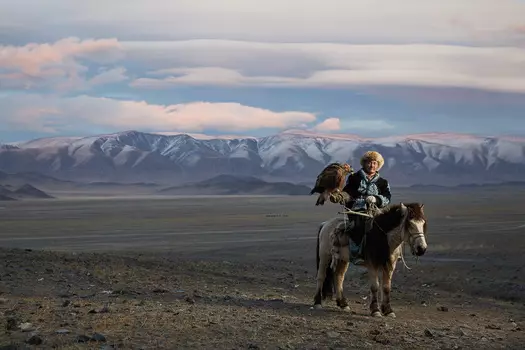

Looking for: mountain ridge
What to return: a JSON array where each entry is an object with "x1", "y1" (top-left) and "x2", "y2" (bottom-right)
[
  {"x1": 1, "y1": 129, "x2": 524, "y2": 186},
  {"x1": 158, "y1": 174, "x2": 311, "y2": 195}
]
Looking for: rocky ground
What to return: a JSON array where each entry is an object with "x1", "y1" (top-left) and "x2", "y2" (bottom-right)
[
  {"x1": 1, "y1": 192, "x2": 524, "y2": 349},
  {"x1": 1, "y1": 246, "x2": 523, "y2": 350}
]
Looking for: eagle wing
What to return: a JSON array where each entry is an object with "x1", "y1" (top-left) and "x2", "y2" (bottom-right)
[{"x1": 311, "y1": 162, "x2": 346, "y2": 194}]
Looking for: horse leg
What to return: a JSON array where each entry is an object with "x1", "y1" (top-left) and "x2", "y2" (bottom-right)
[
  {"x1": 368, "y1": 266, "x2": 382, "y2": 317},
  {"x1": 313, "y1": 252, "x2": 331, "y2": 309},
  {"x1": 334, "y1": 260, "x2": 350, "y2": 311},
  {"x1": 381, "y1": 260, "x2": 397, "y2": 318}
]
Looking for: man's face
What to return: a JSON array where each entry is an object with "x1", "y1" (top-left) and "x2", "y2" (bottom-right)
[{"x1": 364, "y1": 160, "x2": 379, "y2": 174}]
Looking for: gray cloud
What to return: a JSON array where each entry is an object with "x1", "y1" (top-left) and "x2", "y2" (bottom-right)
[
  {"x1": 126, "y1": 40, "x2": 525, "y2": 94},
  {"x1": 1, "y1": 0, "x2": 524, "y2": 45}
]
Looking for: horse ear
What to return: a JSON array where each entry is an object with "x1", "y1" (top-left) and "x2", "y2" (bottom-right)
[{"x1": 400, "y1": 202, "x2": 408, "y2": 214}]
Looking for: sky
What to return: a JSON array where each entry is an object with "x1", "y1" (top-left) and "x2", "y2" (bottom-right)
[{"x1": 0, "y1": 0, "x2": 524, "y2": 142}]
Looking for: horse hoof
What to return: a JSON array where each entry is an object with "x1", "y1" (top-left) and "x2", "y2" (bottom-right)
[
  {"x1": 313, "y1": 304, "x2": 323, "y2": 310},
  {"x1": 371, "y1": 311, "x2": 382, "y2": 318},
  {"x1": 386, "y1": 312, "x2": 396, "y2": 318}
]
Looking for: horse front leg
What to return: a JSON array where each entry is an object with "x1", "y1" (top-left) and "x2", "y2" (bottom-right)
[
  {"x1": 334, "y1": 260, "x2": 350, "y2": 311},
  {"x1": 381, "y1": 260, "x2": 397, "y2": 318},
  {"x1": 368, "y1": 266, "x2": 381, "y2": 317}
]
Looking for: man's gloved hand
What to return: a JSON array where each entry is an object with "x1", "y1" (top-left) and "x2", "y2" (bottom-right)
[
  {"x1": 366, "y1": 196, "x2": 377, "y2": 204},
  {"x1": 330, "y1": 192, "x2": 345, "y2": 204}
]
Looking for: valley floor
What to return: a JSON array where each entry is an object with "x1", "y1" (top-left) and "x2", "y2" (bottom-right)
[{"x1": 0, "y1": 191, "x2": 524, "y2": 349}]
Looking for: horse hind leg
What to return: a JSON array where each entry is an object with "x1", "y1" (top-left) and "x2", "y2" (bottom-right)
[
  {"x1": 334, "y1": 260, "x2": 350, "y2": 311},
  {"x1": 313, "y1": 252, "x2": 332, "y2": 308}
]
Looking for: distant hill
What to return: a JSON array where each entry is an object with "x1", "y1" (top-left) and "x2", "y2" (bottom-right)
[
  {"x1": 0, "y1": 193, "x2": 16, "y2": 201},
  {"x1": 409, "y1": 181, "x2": 525, "y2": 191},
  {"x1": 0, "y1": 183, "x2": 54, "y2": 200},
  {"x1": 158, "y1": 174, "x2": 311, "y2": 195},
  {"x1": 0, "y1": 170, "x2": 73, "y2": 187}
]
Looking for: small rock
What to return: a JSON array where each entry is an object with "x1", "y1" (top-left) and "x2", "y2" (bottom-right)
[
  {"x1": 56, "y1": 329, "x2": 70, "y2": 334},
  {"x1": 373, "y1": 335, "x2": 390, "y2": 345},
  {"x1": 19, "y1": 323, "x2": 34, "y2": 332},
  {"x1": 76, "y1": 335, "x2": 91, "y2": 343},
  {"x1": 457, "y1": 329, "x2": 468, "y2": 337},
  {"x1": 91, "y1": 333, "x2": 106, "y2": 342},
  {"x1": 424, "y1": 329, "x2": 434, "y2": 338},
  {"x1": 437, "y1": 306, "x2": 449, "y2": 312},
  {"x1": 486, "y1": 324, "x2": 501, "y2": 330},
  {"x1": 326, "y1": 331, "x2": 340, "y2": 338},
  {"x1": 6, "y1": 317, "x2": 17, "y2": 331},
  {"x1": 25, "y1": 335, "x2": 43, "y2": 345},
  {"x1": 98, "y1": 305, "x2": 110, "y2": 313}
]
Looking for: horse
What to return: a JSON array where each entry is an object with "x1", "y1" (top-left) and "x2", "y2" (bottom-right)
[{"x1": 313, "y1": 202, "x2": 428, "y2": 318}]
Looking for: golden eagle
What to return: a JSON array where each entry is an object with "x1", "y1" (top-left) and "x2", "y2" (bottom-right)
[{"x1": 310, "y1": 162, "x2": 353, "y2": 206}]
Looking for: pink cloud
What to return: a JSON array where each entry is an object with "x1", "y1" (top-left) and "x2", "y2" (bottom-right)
[
  {"x1": 0, "y1": 37, "x2": 121, "y2": 76},
  {"x1": 2, "y1": 95, "x2": 320, "y2": 133},
  {"x1": 0, "y1": 37, "x2": 124, "y2": 91},
  {"x1": 312, "y1": 118, "x2": 341, "y2": 132}
]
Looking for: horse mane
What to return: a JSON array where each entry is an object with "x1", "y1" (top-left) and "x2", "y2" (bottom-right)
[{"x1": 358, "y1": 202, "x2": 424, "y2": 270}]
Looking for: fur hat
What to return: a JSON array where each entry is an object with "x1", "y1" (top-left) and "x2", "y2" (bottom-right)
[{"x1": 360, "y1": 151, "x2": 384, "y2": 170}]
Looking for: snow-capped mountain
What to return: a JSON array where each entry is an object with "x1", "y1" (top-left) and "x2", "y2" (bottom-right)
[{"x1": 1, "y1": 129, "x2": 524, "y2": 186}]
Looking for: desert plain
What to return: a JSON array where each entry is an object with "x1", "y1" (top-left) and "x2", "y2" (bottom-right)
[{"x1": 0, "y1": 186, "x2": 524, "y2": 349}]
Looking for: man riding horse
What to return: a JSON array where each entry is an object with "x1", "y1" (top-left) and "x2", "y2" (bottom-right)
[{"x1": 329, "y1": 150, "x2": 392, "y2": 264}]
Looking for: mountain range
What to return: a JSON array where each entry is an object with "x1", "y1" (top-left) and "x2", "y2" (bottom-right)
[{"x1": 1, "y1": 129, "x2": 524, "y2": 186}]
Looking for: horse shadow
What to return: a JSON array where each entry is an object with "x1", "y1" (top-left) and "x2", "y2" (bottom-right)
[{"x1": 189, "y1": 293, "x2": 372, "y2": 320}]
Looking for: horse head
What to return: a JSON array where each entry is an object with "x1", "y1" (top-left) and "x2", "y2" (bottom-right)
[{"x1": 399, "y1": 202, "x2": 428, "y2": 257}]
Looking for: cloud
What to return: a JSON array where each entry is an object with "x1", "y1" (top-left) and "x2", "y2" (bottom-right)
[
  {"x1": 2, "y1": 0, "x2": 525, "y2": 45},
  {"x1": 126, "y1": 40, "x2": 525, "y2": 94},
  {"x1": 3, "y1": 35, "x2": 525, "y2": 94},
  {"x1": 0, "y1": 37, "x2": 125, "y2": 91},
  {"x1": 312, "y1": 118, "x2": 341, "y2": 132},
  {"x1": 342, "y1": 119, "x2": 395, "y2": 131},
  {"x1": 1, "y1": 94, "x2": 319, "y2": 133}
]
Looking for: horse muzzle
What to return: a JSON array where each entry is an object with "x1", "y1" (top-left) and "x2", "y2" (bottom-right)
[
  {"x1": 414, "y1": 245, "x2": 427, "y2": 256},
  {"x1": 410, "y1": 234, "x2": 427, "y2": 256}
]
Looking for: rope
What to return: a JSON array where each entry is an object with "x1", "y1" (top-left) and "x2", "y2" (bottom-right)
[
  {"x1": 399, "y1": 242, "x2": 412, "y2": 270},
  {"x1": 338, "y1": 207, "x2": 374, "y2": 218}
]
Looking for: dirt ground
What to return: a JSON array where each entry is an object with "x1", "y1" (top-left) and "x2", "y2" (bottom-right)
[{"x1": 0, "y1": 189, "x2": 524, "y2": 349}]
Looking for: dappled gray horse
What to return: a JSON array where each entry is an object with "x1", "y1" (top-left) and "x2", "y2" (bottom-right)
[{"x1": 313, "y1": 202, "x2": 428, "y2": 317}]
